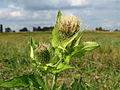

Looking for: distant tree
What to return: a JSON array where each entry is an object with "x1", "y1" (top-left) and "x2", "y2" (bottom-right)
[
  {"x1": 95, "y1": 27, "x2": 99, "y2": 31},
  {"x1": 5, "y1": 27, "x2": 12, "y2": 32},
  {"x1": 33, "y1": 26, "x2": 42, "y2": 31},
  {"x1": 114, "y1": 29, "x2": 119, "y2": 31},
  {"x1": 38, "y1": 26, "x2": 42, "y2": 31},
  {"x1": 42, "y1": 26, "x2": 54, "y2": 31},
  {"x1": 99, "y1": 27, "x2": 103, "y2": 31},
  {"x1": 95, "y1": 27, "x2": 103, "y2": 31},
  {"x1": 42, "y1": 27, "x2": 49, "y2": 31},
  {"x1": 49, "y1": 26, "x2": 54, "y2": 31},
  {"x1": 0, "y1": 24, "x2": 3, "y2": 33},
  {"x1": 13, "y1": 30, "x2": 16, "y2": 32},
  {"x1": 33, "y1": 27, "x2": 37, "y2": 31},
  {"x1": 19, "y1": 27, "x2": 28, "y2": 32},
  {"x1": 33, "y1": 26, "x2": 54, "y2": 32}
]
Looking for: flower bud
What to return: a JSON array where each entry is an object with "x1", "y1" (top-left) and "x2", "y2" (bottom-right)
[
  {"x1": 58, "y1": 16, "x2": 81, "y2": 34},
  {"x1": 35, "y1": 45, "x2": 50, "y2": 64}
]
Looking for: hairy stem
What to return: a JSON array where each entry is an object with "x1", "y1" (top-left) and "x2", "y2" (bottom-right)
[
  {"x1": 51, "y1": 74, "x2": 58, "y2": 90},
  {"x1": 45, "y1": 74, "x2": 50, "y2": 89}
]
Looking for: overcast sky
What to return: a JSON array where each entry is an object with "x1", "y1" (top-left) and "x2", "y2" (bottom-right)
[{"x1": 0, "y1": 0, "x2": 120, "y2": 31}]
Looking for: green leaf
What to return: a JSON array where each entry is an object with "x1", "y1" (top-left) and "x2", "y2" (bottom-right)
[
  {"x1": 51, "y1": 10, "x2": 62, "y2": 48},
  {"x1": 0, "y1": 73, "x2": 48, "y2": 90},
  {"x1": 74, "y1": 26, "x2": 89, "y2": 47},
  {"x1": 74, "y1": 29, "x2": 85, "y2": 47},
  {"x1": 30, "y1": 45, "x2": 34, "y2": 59},
  {"x1": 56, "y1": 10, "x2": 62, "y2": 24},
  {"x1": 59, "y1": 31, "x2": 80, "y2": 50},
  {"x1": 34, "y1": 72, "x2": 49, "y2": 90},
  {"x1": 71, "y1": 45, "x2": 84, "y2": 57},
  {"x1": 72, "y1": 51, "x2": 85, "y2": 58},
  {"x1": 64, "y1": 56, "x2": 71, "y2": 64},
  {"x1": 82, "y1": 41, "x2": 100, "y2": 51},
  {"x1": 52, "y1": 63, "x2": 74, "y2": 73},
  {"x1": 51, "y1": 25, "x2": 60, "y2": 48},
  {"x1": 71, "y1": 42, "x2": 99, "y2": 58},
  {"x1": 0, "y1": 74, "x2": 31, "y2": 88},
  {"x1": 29, "y1": 38, "x2": 39, "y2": 60},
  {"x1": 29, "y1": 38, "x2": 38, "y2": 49},
  {"x1": 49, "y1": 48, "x2": 61, "y2": 63}
]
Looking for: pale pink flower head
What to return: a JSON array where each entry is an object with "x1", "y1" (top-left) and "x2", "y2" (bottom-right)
[{"x1": 58, "y1": 15, "x2": 81, "y2": 34}]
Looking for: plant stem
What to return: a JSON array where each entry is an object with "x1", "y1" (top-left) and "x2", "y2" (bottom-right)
[
  {"x1": 45, "y1": 74, "x2": 50, "y2": 89},
  {"x1": 51, "y1": 74, "x2": 58, "y2": 90}
]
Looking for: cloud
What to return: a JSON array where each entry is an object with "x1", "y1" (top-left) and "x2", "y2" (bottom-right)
[
  {"x1": 69, "y1": 0, "x2": 89, "y2": 6},
  {"x1": 10, "y1": 10, "x2": 24, "y2": 17},
  {"x1": 1, "y1": 0, "x2": 90, "y2": 11},
  {"x1": 0, "y1": 0, "x2": 120, "y2": 31}
]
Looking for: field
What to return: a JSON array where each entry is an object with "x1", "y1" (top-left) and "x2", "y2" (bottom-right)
[{"x1": 0, "y1": 31, "x2": 120, "y2": 90}]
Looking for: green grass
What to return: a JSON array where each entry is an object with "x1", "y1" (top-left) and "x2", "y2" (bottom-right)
[{"x1": 0, "y1": 31, "x2": 120, "y2": 90}]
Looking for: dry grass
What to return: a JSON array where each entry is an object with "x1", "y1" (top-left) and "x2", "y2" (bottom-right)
[{"x1": 0, "y1": 31, "x2": 120, "y2": 89}]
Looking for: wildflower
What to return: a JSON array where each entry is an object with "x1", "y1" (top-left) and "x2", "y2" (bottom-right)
[
  {"x1": 58, "y1": 16, "x2": 81, "y2": 34},
  {"x1": 35, "y1": 45, "x2": 50, "y2": 64}
]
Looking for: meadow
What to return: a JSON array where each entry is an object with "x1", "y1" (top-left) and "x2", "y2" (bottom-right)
[{"x1": 0, "y1": 31, "x2": 120, "y2": 90}]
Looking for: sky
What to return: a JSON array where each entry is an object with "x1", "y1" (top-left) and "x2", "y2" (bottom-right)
[{"x1": 0, "y1": 0, "x2": 120, "y2": 31}]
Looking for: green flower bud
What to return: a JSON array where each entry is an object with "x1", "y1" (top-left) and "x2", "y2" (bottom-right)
[
  {"x1": 58, "y1": 16, "x2": 81, "y2": 34},
  {"x1": 35, "y1": 45, "x2": 50, "y2": 64}
]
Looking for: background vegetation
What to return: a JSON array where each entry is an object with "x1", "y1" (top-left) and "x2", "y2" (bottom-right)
[{"x1": 0, "y1": 31, "x2": 120, "y2": 90}]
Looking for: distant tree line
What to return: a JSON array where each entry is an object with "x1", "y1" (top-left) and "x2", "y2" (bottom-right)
[
  {"x1": 33, "y1": 26, "x2": 53, "y2": 32},
  {"x1": 0, "y1": 24, "x2": 15, "y2": 33},
  {"x1": 0, "y1": 24, "x2": 120, "y2": 33},
  {"x1": 95, "y1": 27, "x2": 120, "y2": 32},
  {"x1": 95, "y1": 27, "x2": 109, "y2": 31},
  {"x1": 19, "y1": 26, "x2": 53, "y2": 32},
  {"x1": 114, "y1": 29, "x2": 120, "y2": 32},
  {"x1": 19, "y1": 27, "x2": 28, "y2": 32},
  {"x1": 0, "y1": 24, "x2": 54, "y2": 33}
]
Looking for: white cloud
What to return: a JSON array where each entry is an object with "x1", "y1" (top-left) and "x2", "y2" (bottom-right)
[
  {"x1": 0, "y1": 0, "x2": 120, "y2": 31},
  {"x1": 32, "y1": 10, "x2": 56, "y2": 20},
  {"x1": 0, "y1": 4, "x2": 26, "y2": 19},
  {"x1": 10, "y1": 11, "x2": 22, "y2": 17},
  {"x1": 0, "y1": 8, "x2": 10, "y2": 19},
  {"x1": 69, "y1": 0, "x2": 89, "y2": 6},
  {"x1": 8, "y1": 4, "x2": 20, "y2": 9}
]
